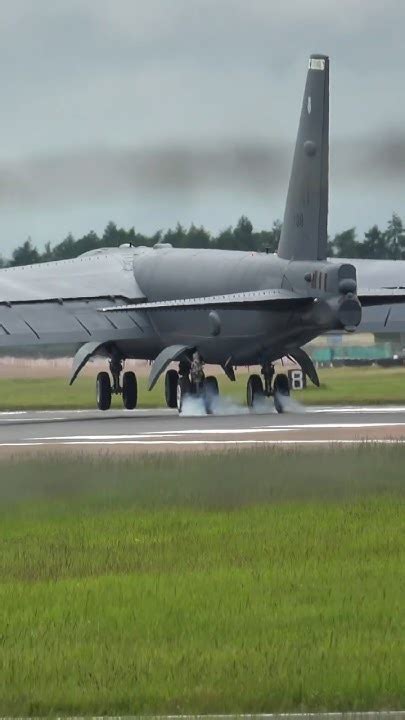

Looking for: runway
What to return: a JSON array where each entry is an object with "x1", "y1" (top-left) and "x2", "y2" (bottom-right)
[{"x1": 2, "y1": 403, "x2": 405, "y2": 452}]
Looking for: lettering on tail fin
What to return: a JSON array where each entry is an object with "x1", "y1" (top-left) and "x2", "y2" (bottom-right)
[{"x1": 278, "y1": 54, "x2": 329, "y2": 262}]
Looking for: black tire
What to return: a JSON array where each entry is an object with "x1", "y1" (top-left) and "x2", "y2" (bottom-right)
[
  {"x1": 204, "y1": 375, "x2": 219, "y2": 414},
  {"x1": 165, "y1": 369, "x2": 178, "y2": 408},
  {"x1": 96, "y1": 371, "x2": 112, "y2": 411},
  {"x1": 177, "y1": 375, "x2": 191, "y2": 413},
  {"x1": 246, "y1": 374, "x2": 264, "y2": 408},
  {"x1": 122, "y1": 371, "x2": 137, "y2": 410},
  {"x1": 273, "y1": 373, "x2": 290, "y2": 414}
]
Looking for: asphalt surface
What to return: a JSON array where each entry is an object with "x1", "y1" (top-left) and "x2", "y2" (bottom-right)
[
  {"x1": 2, "y1": 401, "x2": 405, "y2": 452},
  {"x1": 1, "y1": 715, "x2": 400, "y2": 720}
]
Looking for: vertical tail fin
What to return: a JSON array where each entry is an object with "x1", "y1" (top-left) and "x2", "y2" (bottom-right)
[{"x1": 277, "y1": 54, "x2": 329, "y2": 261}]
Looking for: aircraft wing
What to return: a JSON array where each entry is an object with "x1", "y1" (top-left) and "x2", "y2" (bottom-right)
[
  {"x1": 0, "y1": 297, "x2": 152, "y2": 354},
  {"x1": 100, "y1": 289, "x2": 312, "y2": 312}
]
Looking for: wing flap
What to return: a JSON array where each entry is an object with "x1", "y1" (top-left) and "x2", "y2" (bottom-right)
[
  {"x1": 100, "y1": 289, "x2": 311, "y2": 312},
  {"x1": 0, "y1": 298, "x2": 153, "y2": 352}
]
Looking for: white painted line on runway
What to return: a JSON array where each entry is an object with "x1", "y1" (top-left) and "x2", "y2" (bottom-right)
[
  {"x1": 0, "y1": 410, "x2": 27, "y2": 415},
  {"x1": 29, "y1": 421, "x2": 405, "y2": 442},
  {"x1": 308, "y1": 405, "x2": 405, "y2": 413},
  {"x1": 1, "y1": 439, "x2": 405, "y2": 448},
  {"x1": 0, "y1": 442, "x2": 48, "y2": 447},
  {"x1": 3, "y1": 404, "x2": 405, "y2": 420},
  {"x1": 0, "y1": 408, "x2": 174, "y2": 417},
  {"x1": 0, "y1": 417, "x2": 67, "y2": 424}
]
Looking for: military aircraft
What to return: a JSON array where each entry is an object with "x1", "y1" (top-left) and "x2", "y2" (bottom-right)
[{"x1": 1, "y1": 54, "x2": 404, "y2": 413}]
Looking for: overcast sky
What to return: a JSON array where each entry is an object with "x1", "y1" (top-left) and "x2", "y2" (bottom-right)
[{"x1": 0, "y1": 0, "x2": 404, "y2": 254}]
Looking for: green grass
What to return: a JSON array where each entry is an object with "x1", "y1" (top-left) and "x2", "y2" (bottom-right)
[
  {"x1": 0, "y1": 447, "x2": 404, "y2": 714},
  {"x1": 2, "y1": 365, "x2": 405, "y2": 410}
]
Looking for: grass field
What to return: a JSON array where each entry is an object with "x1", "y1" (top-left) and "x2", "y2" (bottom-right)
[
  {"x1": 1, "y1": 365, "x2": 405, "y2": 410},
  {"x1": 0, "y1": 447, "x2": 404, "y2": 714}
]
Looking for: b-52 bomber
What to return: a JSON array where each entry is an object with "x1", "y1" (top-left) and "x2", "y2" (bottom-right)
[{"x1": 1, "y1": 54, "x2": 404, "y2": 413}]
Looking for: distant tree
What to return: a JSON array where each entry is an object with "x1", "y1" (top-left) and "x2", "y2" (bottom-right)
[
  {"x1": 361, "y1": 225, "x2": 388, "y2": 259},
  {"x1": 74, "y1": 230, "x2": 101, "y2": 256},
  {"x1": 163, "y1": 223, "x2": 187, "y2": 248},
  {"x1": 255, "y1": 220, "x2": 282, "y2": 253},
  {"x1": 4, "y1": 212, "x2": 405, "y2": 266},
  {"x1": 385, "y1": 212, "x2": 405, "y2": 259},
  {"x1": 51, "y1": 233, "x2": 77, "y2": 261},
  {"x1": 186, "y1": 224, "x2": 210, "y2": 249},
  {"x1": 102, "y1": 221, "x2": 119, "y2": 246},
  {"x1": 233, "y1": 215, "x2": 254, "y2": 250},
  {"x1": 41, "y1": 241, "x2": 53, "y2": 263},
  {"x1": 333, "y1": 228, "x2": 359, "y2": 258},
  {"x1": 10, "y1": 237, "x2": 40, "y2": 266},
  {"x1": 213, "y1": 226, "x2": 234, "y2": 250}
]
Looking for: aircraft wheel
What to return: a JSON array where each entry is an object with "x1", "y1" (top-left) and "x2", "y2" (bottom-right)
[
  {"x1": 247, "y1": 374, "x2": 264, "y2": 409},
  {"x1": 203, "y1": 375, "x2": 219, "y2": 414},
  {"x1": 273, "y1": 373, "x2": 290, "y2": 414},
  {"x1": 177, "y1": 375, "x2": 191, "y2": 413},
  {"x1": 165, "y1": 369, "x2": 179, "y2": 408},
  {"x1": 96, "y1": 371, "x2": 112, "y2": 411},
  {"x1": 122, "y1": 371, "x2": 138, "y2": 410}
]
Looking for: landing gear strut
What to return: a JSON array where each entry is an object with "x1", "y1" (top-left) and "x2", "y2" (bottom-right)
[
  {"x1": 261, "y1": 361, "x2": 275, "y2": 397},
  {"x1": 190, "y1": 351, "x2": 205, "y2": 393},
  {"x1": 176, "y1": 359, "x2": 192, "y2": 413},
  {"x1": 246, "y1": 362, "x2": 290, "y2": 413},
  {"x1": 96, "y1": 354, "x2": 138, "y2": 411},
  {"x1": 175, "y1": 352, "x2": 220, "y2": 414},
  {"x1": 109, "y1": 355, "x2": 124, "y2": 396}
]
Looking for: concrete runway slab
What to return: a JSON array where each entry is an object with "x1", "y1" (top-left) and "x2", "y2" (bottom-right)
[{"x1": 2, "y1": 404, "x2": 405, "y2": 453}]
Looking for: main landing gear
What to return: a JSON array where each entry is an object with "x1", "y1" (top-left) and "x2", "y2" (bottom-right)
[
  {"x1": 246, "y1": 361, "x2": 290, "y2": 414},
  {"x1": 165, "y1": 352, "x2": 219, "y2": 414},
  {"x1": 96, "y1": 355, "x2": 138, "y2": 411}
]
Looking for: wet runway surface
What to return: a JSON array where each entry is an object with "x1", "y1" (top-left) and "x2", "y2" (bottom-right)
[{"x1": 2, "y1": 404, "x2": 405, "y2": 451}]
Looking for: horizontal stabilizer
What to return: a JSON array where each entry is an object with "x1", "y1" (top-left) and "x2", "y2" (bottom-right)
[
  {"x1": 358, "y1": 288, "x2": 405, "y2": 306},
  {"x1": 100, "y1": 289, "x2": 311, "y2": 312}
]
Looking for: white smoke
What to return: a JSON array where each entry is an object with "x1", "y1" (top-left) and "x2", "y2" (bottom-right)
[
  {"x1": 275, "y1": 392, "x2": 306, "y2": 414},
  {"x1": 179, "y1": 391, "x2": 305, "y2": 417}
]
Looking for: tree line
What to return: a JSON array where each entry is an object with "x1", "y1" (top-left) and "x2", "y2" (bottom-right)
[{"x1": 0, "y1": 212, "x2": 404, "y2": 268}]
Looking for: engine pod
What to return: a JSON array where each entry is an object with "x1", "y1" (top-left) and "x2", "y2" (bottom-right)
[{"x1": 337, "y1": 294, "x2": 362, "y2": 330}]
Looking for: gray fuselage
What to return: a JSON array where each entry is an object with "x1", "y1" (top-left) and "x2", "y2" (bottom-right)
[
  {"x1": 0, "y1": 245, "x2": 402, "y2": 365},
  {"x1": 0, "y1": 245, "x2": 329, "y2": 364}
]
